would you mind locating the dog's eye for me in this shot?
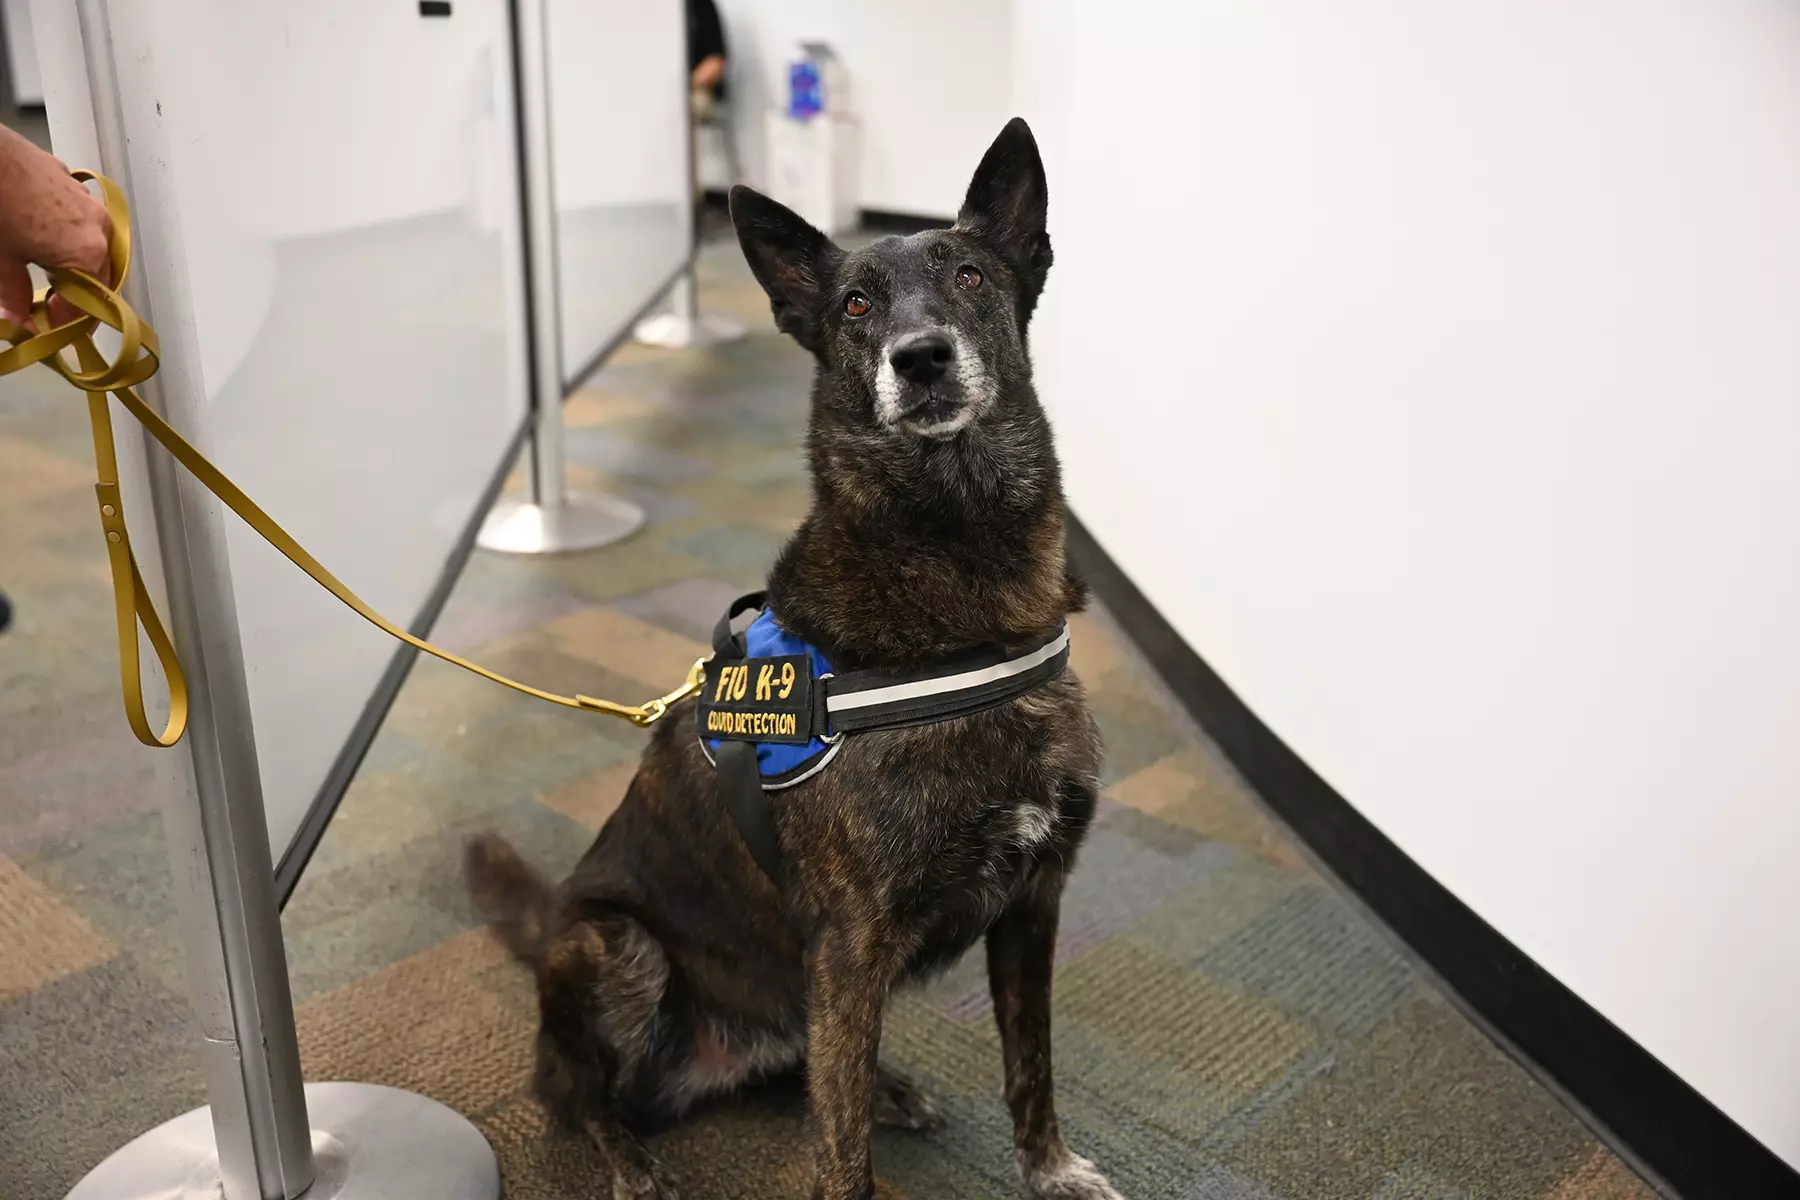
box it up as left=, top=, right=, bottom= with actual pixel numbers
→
left=956, top=265, right=983, bottom=291
left=844, top=292, right=872, bottom=318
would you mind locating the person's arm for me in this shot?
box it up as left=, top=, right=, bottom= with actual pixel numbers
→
left=0, top=122, right=111, bottom=327
left=688, top=0, right=727, bottom=90
left=692, top=54, right=726, bottom=91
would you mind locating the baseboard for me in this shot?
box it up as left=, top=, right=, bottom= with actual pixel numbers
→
left=856, top=208, right=952, bottom=235
left=1063, top=511, right=1800, bottom=1200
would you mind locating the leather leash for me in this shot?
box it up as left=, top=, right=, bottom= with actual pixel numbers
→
left=0, top=171, right=703, bottom=749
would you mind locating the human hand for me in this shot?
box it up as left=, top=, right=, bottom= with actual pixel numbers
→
left=691, top=53, right=726, bottom=91
left=0, top=123, right=112, bottom=330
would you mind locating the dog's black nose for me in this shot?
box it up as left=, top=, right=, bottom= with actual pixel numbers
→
left=889, top=333, right=954, bottom=385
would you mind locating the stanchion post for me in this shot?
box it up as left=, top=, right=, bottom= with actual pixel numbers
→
left=65, top=1, right=313, bottom=1196
left=476, top=0, right=647, bottom=556
left=630, top=2, right=745, bottom=350
left=59, top=0, right=313, bottom=1194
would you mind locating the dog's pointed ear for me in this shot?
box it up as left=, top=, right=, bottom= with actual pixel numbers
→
left=956, top=117, right=1053, bottom=313
left=730, top=185, right=840, bottom=352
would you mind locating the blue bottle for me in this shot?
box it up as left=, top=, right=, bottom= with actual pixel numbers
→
left=788, top=58, right=823, bottom=120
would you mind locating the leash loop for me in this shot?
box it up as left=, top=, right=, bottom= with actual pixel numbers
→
left=0, top=171, right=697, bottom=748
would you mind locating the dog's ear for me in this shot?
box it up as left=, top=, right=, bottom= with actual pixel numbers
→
left=730, top=185, right=840, bottom=352
left=956, top=117, right=1053, bottom=315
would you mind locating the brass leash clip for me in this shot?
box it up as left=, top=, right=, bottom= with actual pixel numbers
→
left=580, top=657, right=709, bottom=728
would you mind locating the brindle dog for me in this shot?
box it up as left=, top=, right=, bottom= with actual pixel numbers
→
left=466, top=118, right=1123, bottom=1200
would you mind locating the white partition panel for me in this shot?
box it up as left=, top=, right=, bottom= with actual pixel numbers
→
left=545, top=0, right=688, bottom=384
left=3, top=0, right=42, bottom=105
left=36, top=0, right=529, bottom=866
left=1013, top=0, right=1800, bottom=1170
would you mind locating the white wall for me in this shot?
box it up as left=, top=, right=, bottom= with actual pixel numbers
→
left=2, top=0, right=41, bottom=105
left=1015, top=0, right=1800, bottom=1170
left=710, top=0, right=1013, bottom=218
left=547, top=0, right=687, bottom=210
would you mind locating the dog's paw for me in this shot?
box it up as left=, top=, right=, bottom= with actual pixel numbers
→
left=872, top=1067, right=948, bottom=1133
left=1020, top=1150, right=1126, bottom=1200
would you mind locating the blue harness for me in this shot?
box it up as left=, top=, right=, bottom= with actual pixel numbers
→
left=700, top=605, right=841, bottom=788
left=698, top=592, right=1072, bottom=883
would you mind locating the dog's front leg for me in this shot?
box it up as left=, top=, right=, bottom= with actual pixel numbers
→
left=806, top=923, right=892, bottom=1200
left=987, top=869, right=1125, bottom=1200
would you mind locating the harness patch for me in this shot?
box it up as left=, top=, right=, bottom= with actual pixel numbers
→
left=699, top=653, right=815, bottom=746
left=700, top=604, right=838, bottom=790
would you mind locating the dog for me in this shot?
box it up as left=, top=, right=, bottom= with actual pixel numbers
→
left=465, top=117, right=1122, bottom=1200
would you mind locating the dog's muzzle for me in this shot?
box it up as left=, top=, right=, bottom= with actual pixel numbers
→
left=878, top=330, right=985, bottom=437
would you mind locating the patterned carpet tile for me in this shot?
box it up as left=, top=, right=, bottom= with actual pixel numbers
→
left=613, top=575, right=748, bottom=643
left=1219, top=993, right=1614, bottom=1200
left=0, top=854, right=118, bottom=1000
left=1197, top=886, right=1417, bottom=1040
left=1109, top=751, right=1312, bottom=876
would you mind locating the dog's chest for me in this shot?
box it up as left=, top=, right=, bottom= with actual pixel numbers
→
left=877, top=704, right=1096, bottom=980
left=764, top=654, right=1098, bottom=976
left=896, top=801, right=1071, bottom=982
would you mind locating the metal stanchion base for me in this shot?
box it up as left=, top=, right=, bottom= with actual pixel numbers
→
left=64, top=1083, right=499, bottom=1200
left=475, top=492, right=645, bottom=555
left=632, top=310, right=746, bottom=348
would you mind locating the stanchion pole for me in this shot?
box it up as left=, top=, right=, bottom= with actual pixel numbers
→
left=61, top=5, right=314, bottom=1194
left=476, top=0, right=646, bottom=555
left=631, top=21, right=745, bottom=350
left=60, top=3, right=499, bottom=1198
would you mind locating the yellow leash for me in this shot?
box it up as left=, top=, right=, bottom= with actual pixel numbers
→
left=0, top=171, right=703, bottom=749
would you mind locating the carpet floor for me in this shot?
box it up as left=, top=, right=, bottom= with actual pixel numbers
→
left=0, top=224, right=1655, bottom=1200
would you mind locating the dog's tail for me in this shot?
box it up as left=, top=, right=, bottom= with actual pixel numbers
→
left=463, top=832, right=552, bottom=965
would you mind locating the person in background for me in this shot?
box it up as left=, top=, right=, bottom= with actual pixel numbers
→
left=0, top=120, right=115, bottom=636
left=687, top=0, right=728, bottom=122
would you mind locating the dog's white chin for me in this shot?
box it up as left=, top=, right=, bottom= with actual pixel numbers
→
left=899, top=406, right=976, bottom=439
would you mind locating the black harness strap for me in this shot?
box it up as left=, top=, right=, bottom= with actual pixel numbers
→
left=714, top=740, right=784, bottom=885
left=708, top=591, right=785, bottom=882
left=711, top=589, right=767, bottom=658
